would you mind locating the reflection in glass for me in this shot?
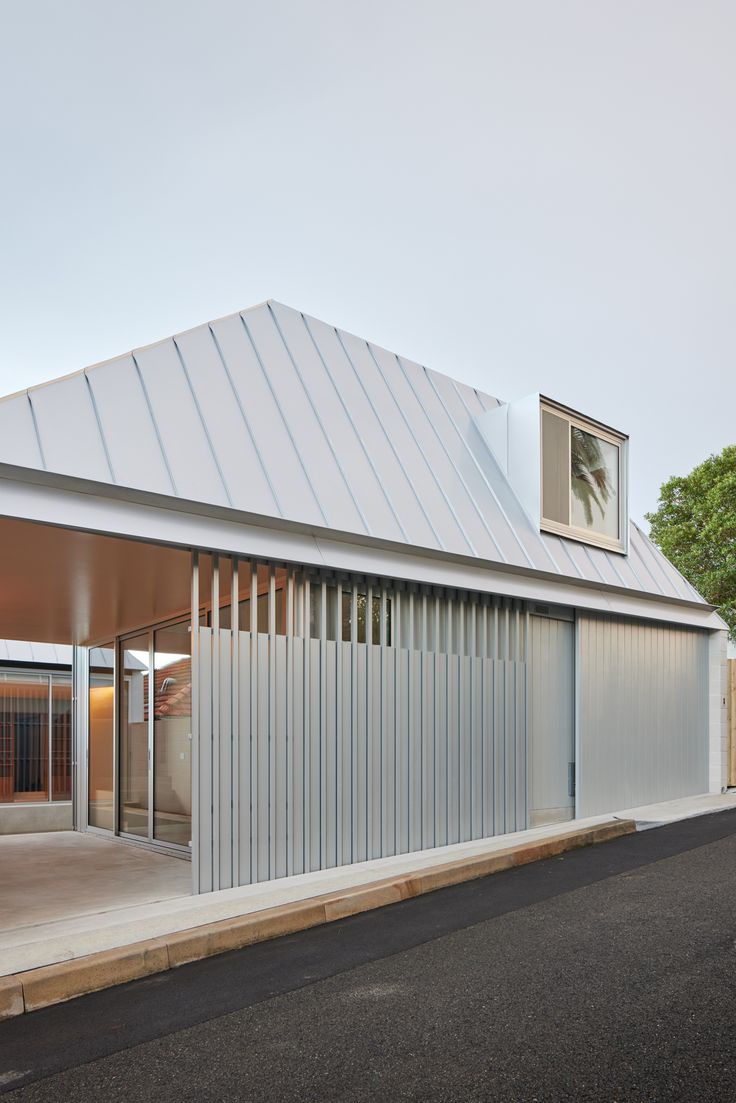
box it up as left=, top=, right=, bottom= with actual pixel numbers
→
left=570, top=427, right=619, bottom=540
left=0, top=673, right=49, bottom=802
left=88, top=648, right=114, bottom=829
left=120, top=635, right=150, bottom=837
left=153, top=622, right=191, bottom=846
left=51, top=676, right=72, bottom=801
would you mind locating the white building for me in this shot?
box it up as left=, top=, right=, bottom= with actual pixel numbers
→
left=0, top=301, right=727, bottom=892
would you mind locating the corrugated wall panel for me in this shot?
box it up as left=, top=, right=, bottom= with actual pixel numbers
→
left=577, top=614, right=708, bottom=816
left=196, top=625, right=528, bottom=890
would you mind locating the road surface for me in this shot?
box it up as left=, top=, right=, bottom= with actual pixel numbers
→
left=3, top=810, right=736, bottom=1101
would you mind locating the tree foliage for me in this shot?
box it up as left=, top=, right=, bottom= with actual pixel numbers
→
left=646, top=445, right=736, bottom=638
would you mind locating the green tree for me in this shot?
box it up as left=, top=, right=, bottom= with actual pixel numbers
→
left=646, top=445, right=736, bottom=639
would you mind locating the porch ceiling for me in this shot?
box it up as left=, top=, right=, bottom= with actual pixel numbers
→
left=0, top=516, right=192, bottom=645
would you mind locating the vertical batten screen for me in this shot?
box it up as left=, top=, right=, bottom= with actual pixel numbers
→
left=193, top=556, right=528, bottom=891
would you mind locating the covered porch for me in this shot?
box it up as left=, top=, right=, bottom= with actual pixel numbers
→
left=0, top=512, right=198, bottom=875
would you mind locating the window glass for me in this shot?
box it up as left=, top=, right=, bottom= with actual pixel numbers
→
left=570, top=427, right=619, bottom=540
left=0, top=672, right=49, bottom=802
left=153, top=621, right=191, bottom=847
left=51, top=675, right=72, bottom=801
left=541, top=410, right=570, bottom=526
left=120, top=636, right=150, bottom=837
left=88, top=647, right=114, bottom=829
left=541, top=404, right=624, bottom=548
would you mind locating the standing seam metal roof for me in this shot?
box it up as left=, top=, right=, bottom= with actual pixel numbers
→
left=0, top=300, right=704, bottom=605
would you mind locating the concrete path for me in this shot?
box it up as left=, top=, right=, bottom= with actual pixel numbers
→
left=2, top=790, right=736, bottom=978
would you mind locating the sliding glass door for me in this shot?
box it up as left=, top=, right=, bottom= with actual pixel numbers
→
left=120, top=634, right=151, bottom=838
left=87, top=619, right=191, bottom=852
left=153, top=622, right=192, bottom=846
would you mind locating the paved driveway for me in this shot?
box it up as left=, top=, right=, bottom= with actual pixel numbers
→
left=3, top=810, right=736, bottom=1102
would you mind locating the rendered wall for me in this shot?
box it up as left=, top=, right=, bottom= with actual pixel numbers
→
left=194, top=628, right=527, bottom=893
left=577, top=614, right=709, bottom=816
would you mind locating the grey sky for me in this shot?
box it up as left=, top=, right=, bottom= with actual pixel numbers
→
left=1, top=0, right=733, bottom=527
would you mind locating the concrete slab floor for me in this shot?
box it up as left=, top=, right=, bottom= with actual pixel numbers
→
left=0, top=831, right=191, bottom=937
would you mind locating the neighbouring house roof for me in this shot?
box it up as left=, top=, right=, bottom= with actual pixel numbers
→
left=0, top=641, right=148, bottom=669
left=0, top=300, right=705, bottom=605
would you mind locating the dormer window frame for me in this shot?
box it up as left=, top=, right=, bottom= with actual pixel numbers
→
left=539, top=397, right=629, bottom=555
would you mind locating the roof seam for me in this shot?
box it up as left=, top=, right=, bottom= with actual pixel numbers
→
left=267, top=304, right=371, bottom=537
left=448, top=374, right=559, bottom=572
left=366, top=344, right=477, bottom=556
left=364, top=339, right=478, bottom=555
left=131, top=354, right=178, bottom=497
left=172, top=337, right=234, bottom=509
left=632, top=522, right=691, bottom=600
left=627, top=530, right=668, bottom=597
left=239, top=313, right=329, bottom=528
left=84, top=372, right=116, bottom=484
left=26, top=393, right=47, bottom=470
left=390, top=354, right=505, bottom=561
left=207, top=323, right=284, bottom=519
left=334, top=329, right=447, bottom=552
left=301, top=315, right=410, bottom=543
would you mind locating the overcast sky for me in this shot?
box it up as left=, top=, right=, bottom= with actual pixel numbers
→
left=1, top=1, right=733, bottom=526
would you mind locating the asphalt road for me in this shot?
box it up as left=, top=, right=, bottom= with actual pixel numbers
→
left=4, top=810, right=736, bottom=1102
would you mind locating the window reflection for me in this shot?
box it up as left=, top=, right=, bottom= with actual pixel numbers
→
left=153, top=622, right=191, bottom=847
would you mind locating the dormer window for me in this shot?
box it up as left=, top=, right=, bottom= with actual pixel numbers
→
left=540, top=399, right=627, bottom=553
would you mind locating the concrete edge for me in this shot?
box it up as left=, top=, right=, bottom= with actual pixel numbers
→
left=1, top=818, right=636, bottom=1019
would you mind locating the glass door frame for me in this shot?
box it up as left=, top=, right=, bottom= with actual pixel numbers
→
left=117, top=627, right=154, bottom=846
left=83, top=614, right=192, bottom=858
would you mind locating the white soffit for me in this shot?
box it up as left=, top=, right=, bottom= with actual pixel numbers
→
left=0, top=300, right=706, bottom=606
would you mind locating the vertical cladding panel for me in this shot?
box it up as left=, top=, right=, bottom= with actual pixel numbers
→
left=218, top=630, right=233, bottom=889
left=493, top=661, right=506, bottom=835
left=459, top=656, right=471, bottom=842
left=290, top=638, right=305, bottom=875
left=515, top=664, right=527, bottom=831
left=471, top=657, right=483, bottom=839
left=421, top=652, right=435, bottom=850
left=274, top=635, right=288, bottom=879
left=482, top=657, right=494, bottom=837
left=341, top=642, right=353, bottom=863
left=381, top=645, right=396, bottom=856
left=308, top=639, right=322, bottom=871
left=197, top=628, right=213, bottom=894
left=369, top=644, right=383, bottom=859
left=209, top=586, right=529, bottom=891
left=397, top=649, right=410, bottom=853
left=578, top=614, right=709, bottom=817
left=447, top=655, right=460, bottom=843
left=256, top=635, right=270, bottom=881
left=324, top=640, right=338, bottom=868
left=435, top=654, right=448, bottom=848
left=408, top=648, right=422, bottom=853
left=503, top=663, right=516, bottom=831
left=355, top=643, right=368, bottom=862
left=237, top=634, right=252, bottom=886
